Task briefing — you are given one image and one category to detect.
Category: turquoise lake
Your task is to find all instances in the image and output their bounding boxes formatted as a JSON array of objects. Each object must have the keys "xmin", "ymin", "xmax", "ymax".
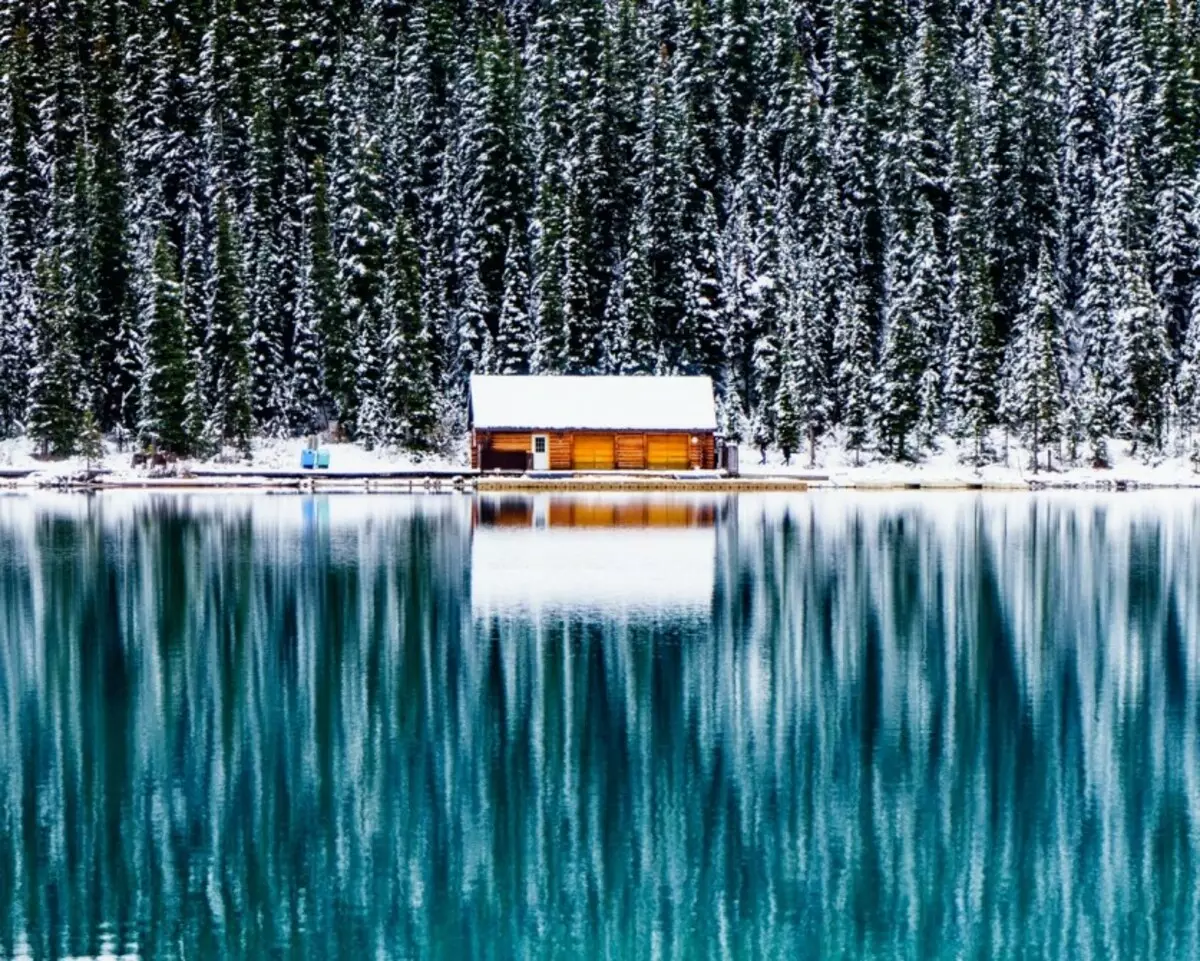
[{"xmin": 0, "ymin": 491, "xmax": 1197, "ymax": 959}]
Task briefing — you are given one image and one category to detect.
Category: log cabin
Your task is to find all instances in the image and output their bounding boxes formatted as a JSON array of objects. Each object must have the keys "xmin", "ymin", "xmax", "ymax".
[{"xmin": 469, "ymin": 375, "xmax": 718, "ymax": 471}]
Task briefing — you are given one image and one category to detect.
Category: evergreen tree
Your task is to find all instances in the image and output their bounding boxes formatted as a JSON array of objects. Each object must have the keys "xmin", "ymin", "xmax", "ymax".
[
  {"xmin": 837, "ymin": 277, "xmax": 876, "ymax": 465},
  {"xmin": 1176, "ymin": 290, "xmax": 1200, "ymax": 466},
  {"xmin": 291, "ymin": 232, "xmax": 327, "ymax": 435},
  {"xmin": 139, "ymin": 229, "xmax": 192, "ymax": 455},
  {"xmin": 944, "ymin": 247, "xmax": 1000, "ymax": 465},
  {"xmin": 494, "ymin": 226, "xmax": 534, "ymax": 375},
  {"xmin": 208, "ymin": 191, "xmax": 252, "ymax": 454},
  {"xmin": 309, "ymin": 157, "xmax": 344, "ymax": 425},
  {"xmin": 78, "ymin": 409, "xmax": 103, "ymax": 473},
  {"xmin": 611, "ymin": 212, "xmax": 656, "ymax": 374},
  {"xmin": 1078, "ymin": 163, "xmax": 1125, "ymax": 461},
  {"xmin": 773, "ymin": 315, "xmax": 800, "ymax": 465},
  {"xmin": 1003, "ymin": 245, "xmax": 1066, "ymax": 472},
  {"xmin": 1113, "ymin": 252, "xmax": 1172, "ymax": 453},
  {"xmin": 26, "ymin": 251, "xmax": 81, "ymax": 458},
  {"xmin": 381, "ymin": 213, "xmax": 435, "ymax": 449},
  {"xmin": 680, "ymin": 191, "xmax": 725, "ymax": 378},
  {"xmin": 0, "ymin": 0, "xmax": 1199, "ymax": 468},
  {"xmin": 875, "ymin": 202, "xmax": 943, "ymax": 461}
]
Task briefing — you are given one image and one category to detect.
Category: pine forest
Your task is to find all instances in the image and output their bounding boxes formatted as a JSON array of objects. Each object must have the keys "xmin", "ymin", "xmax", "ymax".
[{"xmin": 4, "ymin": 0, "xmax": 1200, "ymax": 469}]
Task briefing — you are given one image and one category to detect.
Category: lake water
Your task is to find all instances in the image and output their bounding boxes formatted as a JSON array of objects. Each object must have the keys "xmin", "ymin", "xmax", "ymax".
[{"xmin": 0, "ymin": 491, "xmax": 1197, "ymax": 960}]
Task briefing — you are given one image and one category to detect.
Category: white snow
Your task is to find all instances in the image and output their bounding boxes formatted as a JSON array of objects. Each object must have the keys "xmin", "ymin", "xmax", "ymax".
[
  {"xmin": 469, "ymin": 374, "xmax": 718, "ymax": 431},
  {"xmin": 735, "ymin": 429, "xmax": 1200, "ymax": 489},
  {"xmin": 0, "ymin": 435, "xmax": 469, "ymax": 484},
  {"xmin": 5, "ymin": 425, "xmax": 1200, "ymax": 490}
]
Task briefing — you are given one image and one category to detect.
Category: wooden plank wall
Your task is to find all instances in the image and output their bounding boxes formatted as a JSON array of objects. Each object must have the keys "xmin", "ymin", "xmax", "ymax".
[
  {"xmin": 473, "ymin": 430, "xmax": 717, "ymax": 470},
  {"xmin": 549, "ymin": 433, "xmax": 572, "ymax": 469},
  {"xmin": 489, "ymin": 432, "xmax": 532, "ymax": 452}
]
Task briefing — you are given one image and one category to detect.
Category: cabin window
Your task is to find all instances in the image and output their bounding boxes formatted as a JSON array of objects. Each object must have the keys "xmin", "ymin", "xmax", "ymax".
[{"xmin": 534, "ymin": 436, "xmax": 547, "ymax": 454}]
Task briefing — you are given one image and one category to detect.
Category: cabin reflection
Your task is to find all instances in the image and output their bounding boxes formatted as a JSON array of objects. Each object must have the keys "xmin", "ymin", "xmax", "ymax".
[
  {"xmin": 473, "ymin": 494, "xmax": 721, "ymax": 529},
  {"xmin": 470, "ymin": 495, "xmax": 723, "ymax": 616}
]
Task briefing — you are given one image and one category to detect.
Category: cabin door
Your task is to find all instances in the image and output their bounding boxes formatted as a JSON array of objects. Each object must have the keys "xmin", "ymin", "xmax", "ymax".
[
  {"xmin": 573, "ymin": 434, "xmax": 616, "ymax": 470},
  {"xmin": 531, "ymin": 434, "xmax": 550, "ymax": 470},
  {"xmin": 647, "ymin": 434, "xmax": 690, "ymax": 470}
]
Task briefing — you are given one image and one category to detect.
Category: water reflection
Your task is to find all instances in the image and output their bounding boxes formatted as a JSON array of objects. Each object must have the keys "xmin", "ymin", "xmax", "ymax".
[
  {"xmin": 472, "ymin": 494, "xmax": 721, "ymax": 617},
  {"xmin": 0, "ymin": 491, "xmax": 1197, "ymax": 959}
]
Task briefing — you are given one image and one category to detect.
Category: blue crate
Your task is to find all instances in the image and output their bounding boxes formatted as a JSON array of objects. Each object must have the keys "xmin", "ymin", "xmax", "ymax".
[
  {"xmin": 316, "ymin": 449, "xmax": 330, "ymax": 469},
  {"xmin": 300, "ymin": 449, "xmax": 316, "ymax": 469}
]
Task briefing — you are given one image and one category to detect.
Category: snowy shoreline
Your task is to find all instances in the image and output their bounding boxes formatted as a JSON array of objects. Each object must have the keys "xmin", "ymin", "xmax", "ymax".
[{"xmin": 3, "ymin": 435, "xmax": 1200, "ymax": 492}]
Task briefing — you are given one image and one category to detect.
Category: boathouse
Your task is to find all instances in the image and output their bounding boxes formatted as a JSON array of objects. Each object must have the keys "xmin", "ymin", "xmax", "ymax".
[{"xmin": 469, "ymin": 375, "xmax": 718, "ymax": 471}]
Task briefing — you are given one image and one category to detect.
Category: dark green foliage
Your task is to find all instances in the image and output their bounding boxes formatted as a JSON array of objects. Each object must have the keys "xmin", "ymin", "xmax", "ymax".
[
  {"xmin": 78, "ymin": 408, "xmax": 103, "ymax": 470},
  {"xmin": 1003, "ymin": 246, "xmax": 1066, "ymax": 472},
  {"xmin": 1, "ymin": 0, "xmax": 1199, "ymax": 462},
  {"xmin": 208, "ymin": 193, "xmax": 253, "ymax": 454},
  {"xmin": 381, "ymin": 214, "xmax": 436, "ymax": 449},
  {"xmin": 26, "ymin": 251, "xmax": 81, "ymax": 458},
  {"xmin": 139, "ymin": 230, "xmax": 193, "ymax": 456}
]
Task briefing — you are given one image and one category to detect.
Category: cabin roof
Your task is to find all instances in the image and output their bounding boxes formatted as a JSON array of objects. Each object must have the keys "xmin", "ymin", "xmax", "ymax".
[{"xmin": 469, "ymin": 375, "xmax": 718, "ymax": 432}]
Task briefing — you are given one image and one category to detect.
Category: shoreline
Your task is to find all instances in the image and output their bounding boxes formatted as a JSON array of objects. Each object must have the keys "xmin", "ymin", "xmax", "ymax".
[
  {"xmin": 4, "ymin": 470, "xmax": 1200, "ymax": 493},
  {"xmin": 7, "ymin": 437, "xmax": 1200, "ymax": 494}
]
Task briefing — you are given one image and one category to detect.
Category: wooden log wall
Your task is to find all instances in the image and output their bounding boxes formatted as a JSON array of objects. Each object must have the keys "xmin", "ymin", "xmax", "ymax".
[{"xmin": 472, "ymin": 430, "xmax": 717, "ymax": 470}]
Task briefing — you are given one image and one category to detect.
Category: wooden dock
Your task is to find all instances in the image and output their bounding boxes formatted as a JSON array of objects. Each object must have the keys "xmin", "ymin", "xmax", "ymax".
[{"xmin": 475, "ymin": 473, "xmax": 810, "ymax": 493}]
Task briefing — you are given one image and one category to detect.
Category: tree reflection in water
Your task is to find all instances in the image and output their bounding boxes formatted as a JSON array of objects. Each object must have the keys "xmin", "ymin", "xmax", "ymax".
[{"xmin": 0, "ymin": 492, "xmax": 1197, "ymax": 959}]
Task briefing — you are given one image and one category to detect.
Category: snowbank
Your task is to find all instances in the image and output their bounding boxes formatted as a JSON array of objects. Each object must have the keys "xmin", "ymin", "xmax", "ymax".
[
  {"xmin": 0, "ymin": 436, "xmax": 468, "ymax": 486},
  {"xmin": 735, "ymin": 431, "xmax": 1200, "ymax": 489},
  {"xmin": 5, "ymin": 429, "xmax": 1200, "ymax": 490}
]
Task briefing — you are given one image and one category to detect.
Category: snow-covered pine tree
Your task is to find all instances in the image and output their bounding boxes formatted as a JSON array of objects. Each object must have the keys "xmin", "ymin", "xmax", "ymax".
[
  {"xmin": 610, "ymin": 210, "xmax": 656, "ymax": 374},
  {"xmin": 875, "ymin": 198, "xmax": 945, "ymax": 460},
  {"xmin": 1113, "ymin": 251, "xmax": 1171, "ymax": 454},
  {"xmin": 0, "ymin": 0, "xmax": 1198, "ymax": 469},
  {"xmin": 455, "ymin": 12, "xmax": 529, "ymax": 377},
  {"xmin": 1003, "ymin": 243, "xmax": 1066, "ymax": 472},
  {"xmin": 944, "ymin": 244, "xmax": 1000, "ymax": 465},
  {"xmin": 1176, "ymin": 287, "xmax": 1200, "ymax": 467},
  {"xmin": 624, "ymin": 45, "xmax": 687, "ymax": 375},
  {"xmin": 381, "ymin": 212, "xmax": 435, "ymax": 450},
  {"xmin": 1078, "ymin": 160, "xmax": 1124, "ymax": 464},
  {"xmin": 26, "ymin": 249, "xmax": 81, "ymax": 458},
  {"xmin": 1146, "ymin": 0, "xmax": 1196, "ymax": 348},
  {"xmin": 725, "ymin": 109, "xmax": 776, "ymax": 420},
  {"xmin": 531, "ymin": 178, "xmax": 567, "ymax": 373},
  {"xmin": 494, "ymin": 225, "xmax": 534, "ymax": 375},
  {"xmin": 680, "ymin": 189, "xmax": 726, "ymax": 379},
  {"xmin": 0, "ymin": 224, "xmax": 35, "ymax": 437},
  {"xmin": 335, "ymin": 80, "xmax": 390, "ymax": 436},
  {"xmin": 65, "ymin": 146, "xmax": 103, "ymax": 421},
  {"xmin": 207, "ymin": 190, "xmax": 252, "ymax": 454},
  {"xmin": 874, "ymin": 224, "xmax": 924, "ymax": 462},
  {"xmin": 773, "ymin": 312, "xmax": 800, "ymax": 465},
  {"xmin": 290, "ymin": 229, "xmax": 326, "ymax": 436},
  {"xmin": 246, "ymin": 97, "xmax": 289, "ymax": 437},
  {"xmin": 837, "ymin": 276, "xmax": 876, "ymax": 466},
  {"xmin": 87, "ymin": 30, "xmax": 136, "ymax": 433},
  {"xmin": 307, "ymin": 157, "xmax": 346, "ymax": 426},
  {"xmin": 139, "ymin": 229, "xmax": 192, "ymax": 455},
  {"xmin": 786, "ymin": 241, "xmax": 831, "ymax": 468}
]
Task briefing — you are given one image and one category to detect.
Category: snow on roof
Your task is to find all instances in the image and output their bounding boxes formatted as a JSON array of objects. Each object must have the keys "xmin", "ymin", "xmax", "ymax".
[{"xmin": 469, "ymin": 375, "xmax": 718, "ymax": 432}]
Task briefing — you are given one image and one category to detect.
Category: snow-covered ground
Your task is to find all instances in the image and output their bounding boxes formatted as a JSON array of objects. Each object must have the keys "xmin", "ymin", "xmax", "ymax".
[
  {"xmin": 737, "ymin": 432, "xmax": 1200, "ymax": 488},
  {"xmin": 0, "ymin": 436, "xmax": 468, "ymax": 484},
  {"xmin": 3, "ymin": 431, "xmax": 1200, "ymax": 488}
]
